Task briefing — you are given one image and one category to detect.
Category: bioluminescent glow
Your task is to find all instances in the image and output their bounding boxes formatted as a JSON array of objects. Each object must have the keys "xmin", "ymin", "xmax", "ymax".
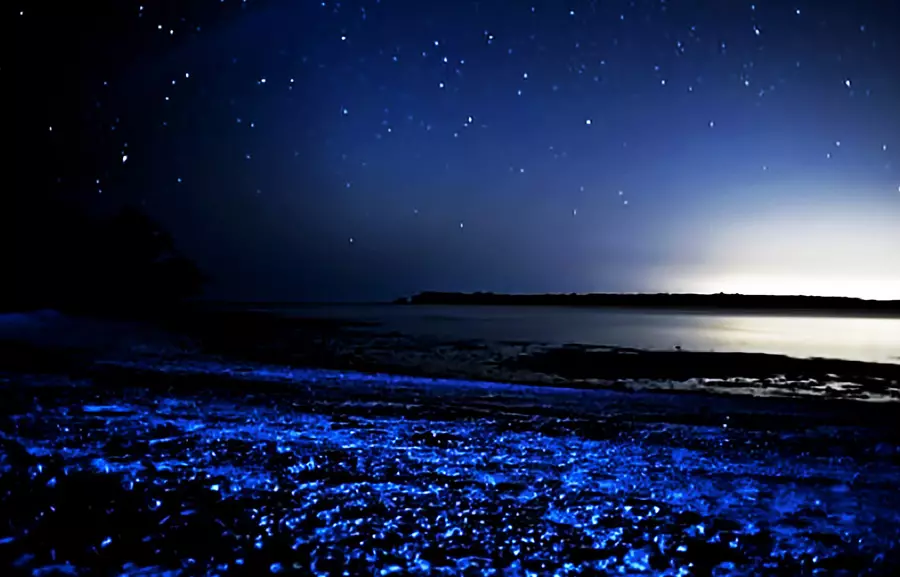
[{"xmin": 3, "ymin": 363, "xmax": 899, "ymax": 575}]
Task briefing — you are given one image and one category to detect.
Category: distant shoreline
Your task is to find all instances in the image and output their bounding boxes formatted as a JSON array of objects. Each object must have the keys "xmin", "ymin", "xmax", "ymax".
[{"xmin": 392, "ymin": 291, "xmax": 900, "ymax": 316}]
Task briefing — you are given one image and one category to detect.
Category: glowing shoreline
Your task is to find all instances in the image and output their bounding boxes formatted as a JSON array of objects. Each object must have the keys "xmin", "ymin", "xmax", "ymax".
[{"xmin": 2, "ymin": 364, "xmax": 899, "ymax": 575}]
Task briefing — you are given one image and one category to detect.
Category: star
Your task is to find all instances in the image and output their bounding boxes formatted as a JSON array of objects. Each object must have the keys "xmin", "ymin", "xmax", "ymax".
[{"xmin": 19, "ymin": 0, "xmax": 898, "ymax": 305}]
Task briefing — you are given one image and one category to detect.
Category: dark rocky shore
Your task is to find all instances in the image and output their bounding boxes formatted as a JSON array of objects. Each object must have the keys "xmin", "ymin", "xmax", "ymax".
[{"xmin": 1, "ymin": 309, "xmax": 900, "ymax": 575}]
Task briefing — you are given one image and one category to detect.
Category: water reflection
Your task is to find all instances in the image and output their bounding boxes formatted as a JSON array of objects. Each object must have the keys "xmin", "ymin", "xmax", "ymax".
[
  {"xmin": 703, "ymin": 313, "xmax": 900, "ymax": 363},
  {"xmin": 274, "ymin": 305, "xmax": 900, "ymax": 364}
]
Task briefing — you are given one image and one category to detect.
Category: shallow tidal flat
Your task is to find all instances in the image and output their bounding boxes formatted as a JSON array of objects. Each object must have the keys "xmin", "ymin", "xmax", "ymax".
[{"xmin": 186, "ymin": 311, "xmax": 900, "ymax": 403}]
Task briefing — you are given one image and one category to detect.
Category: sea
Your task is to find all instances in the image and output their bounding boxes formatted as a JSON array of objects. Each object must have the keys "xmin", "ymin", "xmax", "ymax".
[{"xmin": 253, "ymin": 304, "xmax": 900, "ymax": 365}]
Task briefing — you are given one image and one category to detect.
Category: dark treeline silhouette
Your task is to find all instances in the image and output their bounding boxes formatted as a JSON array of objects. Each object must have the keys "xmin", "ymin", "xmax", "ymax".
[
  {"xmin": 397, "ymin": 291, "xmax": 900, "ymax": 314},
  {"xmin": 7, "ymin": 200, "xmax": 205, "ymax": 317}
]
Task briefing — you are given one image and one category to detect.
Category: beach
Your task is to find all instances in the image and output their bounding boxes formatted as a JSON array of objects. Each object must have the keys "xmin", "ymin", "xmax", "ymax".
[{"xmin": 1, "ymin": 309, "xmax": 899, "ymax": 575}]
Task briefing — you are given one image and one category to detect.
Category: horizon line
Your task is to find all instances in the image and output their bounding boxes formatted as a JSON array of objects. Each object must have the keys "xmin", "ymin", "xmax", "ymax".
[{"xmin": 205, "ymin": 291, "xmax": 900, "ymax": 305}]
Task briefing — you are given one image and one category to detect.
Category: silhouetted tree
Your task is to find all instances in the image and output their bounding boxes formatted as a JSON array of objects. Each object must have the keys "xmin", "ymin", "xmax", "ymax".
[
  {"xmin": 82, "ymin": 207, "xmax": 207, "ymax": 315},
  {"xmin": 6, "ymin": 202, "xmax": 206, "ymax": 316}
]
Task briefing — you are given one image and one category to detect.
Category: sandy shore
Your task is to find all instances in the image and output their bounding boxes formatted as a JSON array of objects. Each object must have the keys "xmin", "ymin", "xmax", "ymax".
[
  {"xmin": 1, "ymin": 310, "xmax": 899, "ymax": 574},
  {"xmin": 3, "ymin": 360, "xmax": 900, "ymax": 575}
]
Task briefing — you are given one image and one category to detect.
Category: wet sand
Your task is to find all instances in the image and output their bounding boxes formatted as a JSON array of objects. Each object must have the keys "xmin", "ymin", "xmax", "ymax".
[
  {"xmin": 2, "ymin": 361, "xmax": 900, "ymax": 575},
  {"xmin": 1, "ymin": 310, "xmax": 899, "ymax": 575}
]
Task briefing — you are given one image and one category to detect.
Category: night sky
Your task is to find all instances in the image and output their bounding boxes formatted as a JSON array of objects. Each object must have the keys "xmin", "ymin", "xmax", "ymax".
[{"xmin": 15, "ymin": 1, "xmax": 900, "ymax": 301}]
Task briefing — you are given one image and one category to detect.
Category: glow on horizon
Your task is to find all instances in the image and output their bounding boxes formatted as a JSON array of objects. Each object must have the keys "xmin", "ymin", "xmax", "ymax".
[
  {"xmin": 666, "ymin": 181, "xmax": 900, "ymax": 301},
  {"xmin": 686, "ymin": 274, "xmax": 900, "ymax": 301}
]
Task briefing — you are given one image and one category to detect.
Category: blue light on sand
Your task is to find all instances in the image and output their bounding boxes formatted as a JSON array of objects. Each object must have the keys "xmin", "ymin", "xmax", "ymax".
[{"xmin": 1, "ymin": 361, "xmax": 899, "ymax": 575}]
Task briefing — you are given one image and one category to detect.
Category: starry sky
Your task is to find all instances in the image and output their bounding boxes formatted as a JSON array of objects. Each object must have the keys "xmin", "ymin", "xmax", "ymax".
[{"xmin": 15, "ymin": 0, "xmax": 900, "ymax": 301}]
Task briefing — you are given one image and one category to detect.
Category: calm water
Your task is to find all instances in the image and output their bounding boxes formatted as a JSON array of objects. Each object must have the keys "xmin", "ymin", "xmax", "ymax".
[{"xmin": 265, "ymin": 305, "xmax": 900, "ymax": 364}]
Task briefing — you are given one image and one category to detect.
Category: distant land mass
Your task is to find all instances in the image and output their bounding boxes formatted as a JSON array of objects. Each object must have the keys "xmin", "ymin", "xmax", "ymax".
[{"xmin": 395, "ymin": 292, "xmax": 900, "ymax": 314}]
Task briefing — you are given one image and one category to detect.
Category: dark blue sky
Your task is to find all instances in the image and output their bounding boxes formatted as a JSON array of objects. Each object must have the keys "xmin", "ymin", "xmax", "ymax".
[{"xmin": 18, "ymin": 1, "xmax": 900, "ymax": 301}]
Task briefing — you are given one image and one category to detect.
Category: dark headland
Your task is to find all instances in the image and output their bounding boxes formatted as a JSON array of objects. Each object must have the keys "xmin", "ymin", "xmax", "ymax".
[{"xmin": 395, "ymin": 291, "xmax": 900, "ymax": 314}]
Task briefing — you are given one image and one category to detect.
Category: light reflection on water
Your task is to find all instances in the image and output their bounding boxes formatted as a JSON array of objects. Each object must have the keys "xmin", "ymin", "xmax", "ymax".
[{"xmin": 269, "ymin": 305, "xmax": 900, "ymax": 364}]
